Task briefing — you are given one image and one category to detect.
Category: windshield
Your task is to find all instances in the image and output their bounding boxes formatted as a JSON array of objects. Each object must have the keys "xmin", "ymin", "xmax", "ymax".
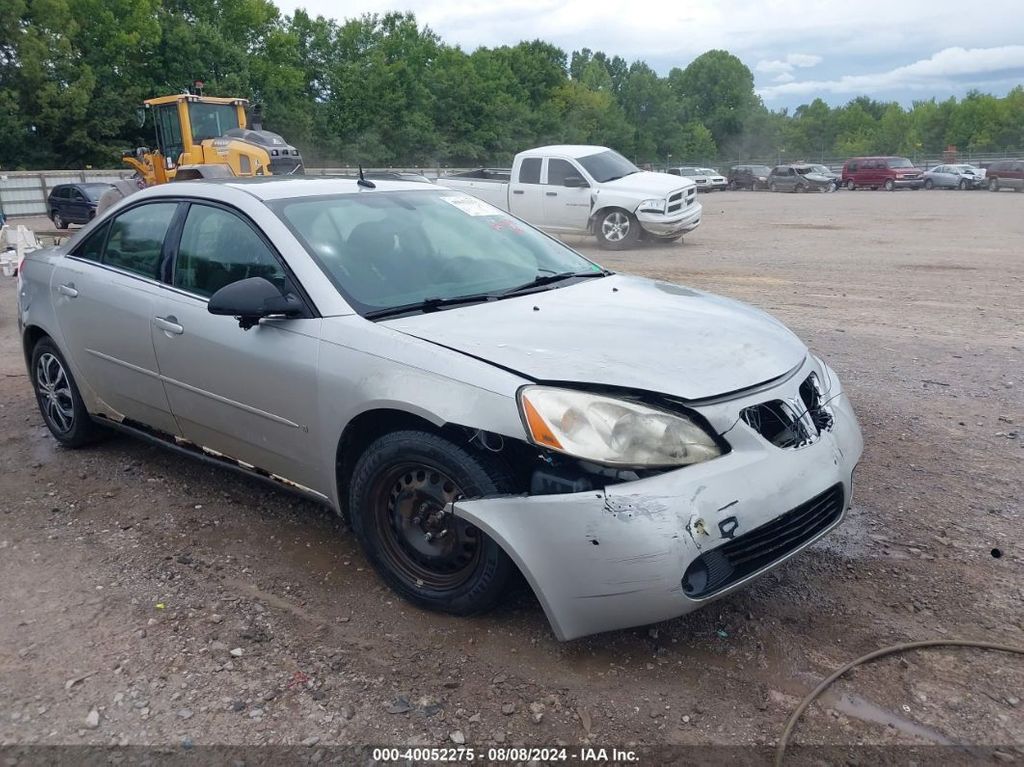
[
  {"xmin": 886, "ymin": 158, "xmax": 914, "ymax": 168},
  {"xmin": 80, "ymin": 184, "xmax": 111, "ymax": 201},
  {"xmin": 273, "ymin": 190, "xmax": 603, "ymax": 315},
  {"xmin": 698, "ymin": 168, "xmax": 718, "ymax": 175},
  {"xmin": 954, "ymin": 165, "xmax": 979, "ymax": 172},
  {"xmin": 578, "ymin": 150, "xmax": 640, "ymax": 183},
  {"xmin": 188, "ymin": 103, "xmax": 241, "ymax": 142}
]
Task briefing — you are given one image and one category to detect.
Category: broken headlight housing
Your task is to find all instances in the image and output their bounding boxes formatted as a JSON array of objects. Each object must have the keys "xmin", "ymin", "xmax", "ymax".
[
  {"xmin": 637, "ymin": 198, "xmax": 666, "ymax": 214},
  {"xmin": 518, "ymin": 386, "xmax": 722, "ymax": 468}
]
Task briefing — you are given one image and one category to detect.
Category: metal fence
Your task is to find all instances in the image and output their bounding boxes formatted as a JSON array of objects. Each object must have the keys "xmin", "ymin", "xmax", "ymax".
[
  {"xmin": 0, "ymin": 170, "xmax": 136, "ymax": 218},
  {"xmin": 0, "ymin": 167, "xmax": 474, "ymax": 218}
]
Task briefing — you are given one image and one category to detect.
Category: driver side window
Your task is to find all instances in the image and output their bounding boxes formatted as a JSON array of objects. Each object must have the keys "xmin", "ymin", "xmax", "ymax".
[
  {"xmin": 546, "ymin": 159, "xmax": 580, "ymax": 186},
  {"xmin": 173, "ymin": 204, "xmax": 287, "ymax": 298}
]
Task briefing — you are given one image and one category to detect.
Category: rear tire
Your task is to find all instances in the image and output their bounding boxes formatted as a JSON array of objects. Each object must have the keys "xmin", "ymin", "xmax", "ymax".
[
  {"xmin": 30, "ymin": 338, "xmax": 102, "ymax": 448},
  {"xmin": 596, "ymin": 208, "xmax": 640, "ymax": 250},
  {"xmin": 795, "ymin": 183, "xmax": 806, "ymax": 193},
  {"xmin": 348, "ymin": 430, "xmax": 515, "ymax": 615}
]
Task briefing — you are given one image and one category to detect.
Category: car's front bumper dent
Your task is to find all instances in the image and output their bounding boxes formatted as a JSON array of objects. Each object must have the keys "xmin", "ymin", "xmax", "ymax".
[
  {"xmin": 454, "ymin": 359, "xmax": 863, "ymax": 641},
  {"xmin": 637, "ymin": 202, "xmax": 702, "ymax": 237}
]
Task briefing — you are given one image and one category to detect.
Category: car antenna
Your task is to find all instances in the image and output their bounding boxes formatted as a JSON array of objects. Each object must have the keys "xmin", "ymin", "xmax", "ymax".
[{"xmin": 357, "ymin": 165, "xmax": 376, "ymax": 189}]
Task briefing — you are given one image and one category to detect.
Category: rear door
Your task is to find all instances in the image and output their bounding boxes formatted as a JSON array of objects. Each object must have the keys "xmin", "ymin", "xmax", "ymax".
[
  {"xmin": 50, "ymin": 201, "xmax": 181, "ymax": 434},
  {"xmin": 149, "ymin": 201, "xmax": 323, "ymax": 491},
  {"xmin": 542, "ymin": 157, "xmax": 592, "ymax": 232},
  {"xmin": 508, "ymin": 156, "xmax": 545, "ymax": 224}
]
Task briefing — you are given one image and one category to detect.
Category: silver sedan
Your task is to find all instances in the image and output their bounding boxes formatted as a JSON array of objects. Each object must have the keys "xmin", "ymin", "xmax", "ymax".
[
  {"xmin": 922, "ymin": 164, "xmax": 986, "ymax": 190},
  {"xmin": 17, "ymin": 179, "xmax": 862, "ymax": 640}
]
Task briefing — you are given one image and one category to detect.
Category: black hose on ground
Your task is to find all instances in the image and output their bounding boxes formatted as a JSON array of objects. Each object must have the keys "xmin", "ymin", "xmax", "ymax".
[{"xmin": 775, "ymin": 639, "xmax": 1024, "ymax": 767}]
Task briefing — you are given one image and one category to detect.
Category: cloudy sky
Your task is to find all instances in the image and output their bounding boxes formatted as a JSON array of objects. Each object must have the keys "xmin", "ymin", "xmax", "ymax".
[{"xmin": 274, "ymin": 0, "xmax": 1024, "ymax": 109}]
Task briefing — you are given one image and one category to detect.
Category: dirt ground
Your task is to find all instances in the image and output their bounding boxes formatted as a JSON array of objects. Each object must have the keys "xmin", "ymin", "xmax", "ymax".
[{"xmin": 1, "ymin": 189, "xmax": 1022, "ymax": 760}]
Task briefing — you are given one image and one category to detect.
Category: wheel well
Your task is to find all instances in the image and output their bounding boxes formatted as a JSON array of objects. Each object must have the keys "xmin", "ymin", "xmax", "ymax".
[
  {"xmin": 334, "ymin": 408, "xmax": 536, "ymax": 518},
  {"xmin": 21, "ymin": 325, "xmax": 49, "ymax": 367},
  {"xmin": 589, "ymin": 205, "xmax": 633, "ymax": 232}
]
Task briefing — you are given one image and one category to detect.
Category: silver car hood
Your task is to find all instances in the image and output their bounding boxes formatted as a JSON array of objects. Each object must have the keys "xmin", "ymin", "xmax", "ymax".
[{"xmin": 383, "ymin": 274, "xmax": 807, "ymax": 400}]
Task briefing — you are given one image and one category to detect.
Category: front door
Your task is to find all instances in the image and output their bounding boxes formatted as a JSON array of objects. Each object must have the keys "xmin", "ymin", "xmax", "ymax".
[
  {"xmin": 542, "ymin": 158, "xmax": 592, "ymax": 231},
  {"xmin": 51, "ymin": 202, "xmax": 181, "ymax": 434},
  {"xmin": 150, "ymin": 201, "xmax": 323, "ymax": 491}
]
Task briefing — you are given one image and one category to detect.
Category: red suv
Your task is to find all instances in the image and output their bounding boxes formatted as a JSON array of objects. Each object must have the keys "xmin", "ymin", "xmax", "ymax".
[{"xmin": 842, "ymin": 156, "xmax": 922, "ymax": 191}]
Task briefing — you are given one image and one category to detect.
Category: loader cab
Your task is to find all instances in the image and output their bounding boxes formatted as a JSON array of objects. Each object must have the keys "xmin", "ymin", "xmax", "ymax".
[{"xmin": 150, "ymin": 96, "xmax": 246, "ymax": 169}]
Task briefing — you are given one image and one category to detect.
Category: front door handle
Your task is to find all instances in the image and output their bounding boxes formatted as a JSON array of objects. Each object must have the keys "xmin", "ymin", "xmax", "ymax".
[
  {"xmin": 545, "ymin": 191, "xmax": 557, "ymax": 197},
  {"xmin": 153, "ymin": 315, "xmax": 184, "ymax": 335},
  {"xmin": 57, "ymin": 283, "xmax": 78, "ymax": 298},
  {"xmin": 512, "ymin": 189, "xmax": 525, "ymax": 195}
]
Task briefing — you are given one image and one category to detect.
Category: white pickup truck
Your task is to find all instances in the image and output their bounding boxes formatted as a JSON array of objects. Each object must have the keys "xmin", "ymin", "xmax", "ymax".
[{"xmin": 441, "ymin": 145, "xmax": 702, "ymax": 249}]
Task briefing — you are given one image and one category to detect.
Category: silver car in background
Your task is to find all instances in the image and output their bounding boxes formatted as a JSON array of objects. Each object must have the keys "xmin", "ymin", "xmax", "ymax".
[
  {"xmin": 17, "ymin": 178, "xmax": 862, "ymax": 640},
  {"xmin": 922, "ymin": 164, "xmax": 986, "ymax": 190},
  {"xmin": 666, "ymin": 166, "xmax": 728, "ymax": 191}
]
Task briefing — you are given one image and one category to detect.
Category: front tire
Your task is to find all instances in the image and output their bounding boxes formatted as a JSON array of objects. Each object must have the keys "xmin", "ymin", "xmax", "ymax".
[
  {"xmin": 884, "ymin": 179, "xmax": 895, "ymax": 191},
  {"xmin": 989, "ymin": 178, "xmax": 999, "ymax": 192},
  {"xmin": 53, "ymin": 212, "xmax": 67, "ymax": 230},
  {"xmin": 30, "ymin": 338, "xmax": 102, "ymax": 448},
  {"xmin": 769, "ymin": 182, "xmax": 778, "ymax": 192},
  {"xmin": 348, "ymin": 430, "xmax": 515, "ymax": 615},
  {"xmin": 924, "ymin": 179, "xmax": 934, "ymax": 190},
  {"xmin": 596, "ymin": 208, "xmax": 640, "ymax": 250},
  {"xmin": 846, "ymin": 179, "xmax": 856, "ymax": 191}
]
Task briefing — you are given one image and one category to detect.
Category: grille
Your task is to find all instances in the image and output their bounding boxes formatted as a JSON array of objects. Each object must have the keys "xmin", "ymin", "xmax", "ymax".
[
  {"xmin": 741, "ymin": 372, "xmax": 834, "ymax": 448},
  {"xmin": 681, "ymin": 483, "xmax": 844, "ymax": 598},
  {"xmin": 269, "ymin": 156, "xmax": 305, "ymax": 175},
  {"xmin": 667, "ymin": 189, "xmax": 684, "ymax": 213}
]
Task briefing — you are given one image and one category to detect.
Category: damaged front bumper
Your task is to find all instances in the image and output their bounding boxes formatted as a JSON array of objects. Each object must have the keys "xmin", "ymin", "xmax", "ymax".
[
  {"xmin": 637, "ymin": 201, "xmax": 702, "ymax": 238},
  {"xmin": 454, "ymin": 357, "xmax": 863, "ymax": 640}
]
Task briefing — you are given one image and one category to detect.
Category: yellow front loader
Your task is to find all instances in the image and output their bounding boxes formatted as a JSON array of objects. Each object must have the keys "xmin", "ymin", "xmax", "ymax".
[{"xmin": 123, "ymin": 94, "xmax": 304, "ymax": 185}]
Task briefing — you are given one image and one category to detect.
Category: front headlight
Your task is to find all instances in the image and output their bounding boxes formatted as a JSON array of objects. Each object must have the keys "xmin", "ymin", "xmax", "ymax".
[
  {"xmin": 518, "ymin": 386, "xmax": 722, "ymax": 467},
  {"xmin": 637, "ymin": 198, "xmax": 666, "ymax": 214}
]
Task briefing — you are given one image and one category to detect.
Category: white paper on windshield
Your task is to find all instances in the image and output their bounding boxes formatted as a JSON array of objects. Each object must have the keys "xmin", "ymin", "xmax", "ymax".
[{"xmin": 440, "ymin": 195, "xmax": 502, "ymax": 217}]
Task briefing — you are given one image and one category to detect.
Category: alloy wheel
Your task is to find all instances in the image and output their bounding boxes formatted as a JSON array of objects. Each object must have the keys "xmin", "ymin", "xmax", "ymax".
[
  {"xmin": 601, "ymin": 211, "xmax": 630, "ymax": 242},
  {"xmin": 36, "ymin": 352, "xmax": 75, "ymax": 434}
]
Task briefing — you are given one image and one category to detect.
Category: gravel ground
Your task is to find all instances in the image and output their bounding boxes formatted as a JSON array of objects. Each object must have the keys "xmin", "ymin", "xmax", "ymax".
[{"xmin": 1, "ymin": 189, "xmax": 1022, "ymax": 758}]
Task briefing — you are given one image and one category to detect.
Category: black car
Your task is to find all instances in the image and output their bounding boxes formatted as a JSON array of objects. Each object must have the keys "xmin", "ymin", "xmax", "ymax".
[
  {"xmin": 45, "ymin": 183, "xmax": 113, "ymax": 229},
  {"xmin": 727, "ymin": 164, "xmax": 772, "ymax": 190}
]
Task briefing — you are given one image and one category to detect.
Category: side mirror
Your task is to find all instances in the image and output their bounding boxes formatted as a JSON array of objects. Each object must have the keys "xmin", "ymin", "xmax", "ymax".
[
  {"xmin": 563, "ymin": 175, "xmax": 589, "ymax": 188},
  {"xmin": 208, "ymin": 277, "xmax": 302, "ymax": 330}
]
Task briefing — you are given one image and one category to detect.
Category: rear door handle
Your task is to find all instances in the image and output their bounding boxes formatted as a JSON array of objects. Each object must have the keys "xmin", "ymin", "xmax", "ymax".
[
  {"xmin": 545, "ymin": 191, "xmax": 557, "ymax": 197},
  {"xmin": 153, "ymin": 315, "xmax": 184, "ymax": 335},
  {"xmin": 57, "ymin": 283, "xmax": 78, "ymax": 298}
]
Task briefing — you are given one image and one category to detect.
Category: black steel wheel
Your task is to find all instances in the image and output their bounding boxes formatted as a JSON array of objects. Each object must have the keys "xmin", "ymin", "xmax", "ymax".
[{"xmin": 348, "ymin": 430, "xmax": 515, "ymax": 614}]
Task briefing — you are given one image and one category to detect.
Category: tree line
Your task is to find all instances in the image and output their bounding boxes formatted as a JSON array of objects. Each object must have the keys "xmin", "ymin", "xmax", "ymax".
[{"xmin": 2, "ymin": 0, "xmax": 1024, "ymax": 171}]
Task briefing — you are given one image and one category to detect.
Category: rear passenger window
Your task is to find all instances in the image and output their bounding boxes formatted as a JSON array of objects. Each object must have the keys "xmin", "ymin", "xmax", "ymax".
[
  {"xmin": 518, "ymin": 158, "xmax": 541, "ymax": 184},
  {"xmin": 103, "ymin": 203, "xmax": 178, "ymax": 279},
  {"xmin": 173, "ymin": 204, "xmax": 286, "ymax": 298},
  {"xmin": 73, "ymin": 221, "xmax": 110, "ymax": 263}
]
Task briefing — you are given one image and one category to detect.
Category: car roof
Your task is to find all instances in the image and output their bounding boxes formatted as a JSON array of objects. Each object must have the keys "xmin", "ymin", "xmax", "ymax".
[
  {"xmin": 526, "ymin": 145, "xmax": 611, "ymax": 159},
  {"xmin": 135, "ymin": 176, "xmax": 441, "ymax": 202}
]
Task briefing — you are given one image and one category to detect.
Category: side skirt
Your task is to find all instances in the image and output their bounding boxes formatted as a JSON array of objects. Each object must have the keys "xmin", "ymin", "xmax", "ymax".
[{"xmin": 93, "ymin": 415, "xmax": 334, "ymax": 509}]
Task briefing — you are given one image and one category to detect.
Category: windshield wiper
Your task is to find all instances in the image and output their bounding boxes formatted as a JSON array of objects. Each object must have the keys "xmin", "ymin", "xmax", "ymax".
[
  {"xmin": 364, "ymin": 293, "xmax": 495, "ymax": 320},
  {"xmin": 498, "ymin": 270, "xmax": 606, "ymax": 298}
]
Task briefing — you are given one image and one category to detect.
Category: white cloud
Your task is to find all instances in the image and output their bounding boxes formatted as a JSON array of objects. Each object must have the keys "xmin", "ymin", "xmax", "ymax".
[
  {"xmin": 756, "ymin": 53, "xmax": 822, "ymax": 76},
  {"xmin": 758, "ymin": 45, "xmax": 1024, "ymax": 99},
  {"xmin": 773, "ymin": 72, "xmax": 796, "ymax": 83}
]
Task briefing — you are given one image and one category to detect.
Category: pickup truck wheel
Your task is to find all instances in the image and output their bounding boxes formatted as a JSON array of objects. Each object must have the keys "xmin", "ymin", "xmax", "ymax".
[
  {"xmin": 884, "ymin": 179, "xmax": 895, "ymax": 191},
  {"xmin": 348, "ymin": 430, "xmax": 515, "ymax": 615},
  {"xmin": 30, "ymin": 338, "xmax": 102, "ymax": 448},
  {"xmin": 596, "ymin": 209, "xmax": 639, "ymax": 250}
]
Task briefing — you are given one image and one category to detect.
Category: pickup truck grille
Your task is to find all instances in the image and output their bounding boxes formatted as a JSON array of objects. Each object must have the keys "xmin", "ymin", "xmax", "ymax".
[{"xmin": 667, "ymin": 188, "xmax": 694, "ymax": 213}]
